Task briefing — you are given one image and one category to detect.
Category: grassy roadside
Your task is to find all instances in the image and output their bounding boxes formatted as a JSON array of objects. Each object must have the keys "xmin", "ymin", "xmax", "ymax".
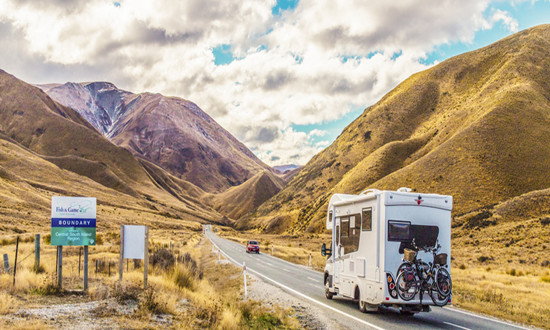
[
  {"xmin": 0, "ymin": 229, "xmax": 301, "ymax": 329},
  {"xmin": 217, "ymin": 226, "xmax": 550, "ymax": 330}
]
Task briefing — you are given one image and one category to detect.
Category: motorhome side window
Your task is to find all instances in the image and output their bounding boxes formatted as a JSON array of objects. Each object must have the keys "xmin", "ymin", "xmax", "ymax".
[
  {"xmin": 361, "ymin": 208, "xmax": 372, "ymax": 231},
  {"xmin": 339, "ymin": 215, "xmax": 360, "ymax": 254},
  {"xmin": 388, "ymin": 221, "xmax": 411, "ymax": 241}
]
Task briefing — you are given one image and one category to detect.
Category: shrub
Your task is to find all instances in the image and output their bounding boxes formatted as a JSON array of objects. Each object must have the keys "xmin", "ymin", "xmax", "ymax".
[
  {"xmin": 507, "ymin": 268, "xmax": 517, "ymax": 276},
  {"xmin": 150, "ymin": 248, "xmax": 175, "ymax": 270},
  {"xmin": 173, "ymin": 265, "xmax": 196, "ymax": 291},
  {"xmin": 112, "ymin": 283, "xmax": 141, "ymax": 304},
  {"xmin": 540, "ymin": 276, "xmax": 550, "ymax": 283},
  {"xmin": 43, "ymin": 234, "xmax": 51, "ymax": 245},
  {"xmin": 459, "ymin": 264, "xmax": 466, "ymax": 270},
  {"xmin": 477, "ymin": 256, "xmax": 493, "ymax": 263},
  {"xmin": 138, "ymin": 287, "xmax": 169, "ymax": 315}
]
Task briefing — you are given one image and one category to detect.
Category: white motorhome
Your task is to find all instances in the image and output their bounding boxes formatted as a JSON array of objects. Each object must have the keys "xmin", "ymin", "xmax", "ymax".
[{"xmin": 322, "ymin": 188, "xmax": 452, "ymax": 314}]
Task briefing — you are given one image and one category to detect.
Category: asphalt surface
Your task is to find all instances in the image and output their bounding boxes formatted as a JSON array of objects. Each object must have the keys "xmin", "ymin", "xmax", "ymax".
[{"xmin": 205, "ymin": 226, "xmax": 532, "ymax": 330}]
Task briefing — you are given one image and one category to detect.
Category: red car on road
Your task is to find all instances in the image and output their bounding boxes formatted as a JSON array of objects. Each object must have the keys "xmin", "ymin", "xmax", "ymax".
[{"xmin": 246, "ymin": 240, "xmax": 260, "ymax": 254}]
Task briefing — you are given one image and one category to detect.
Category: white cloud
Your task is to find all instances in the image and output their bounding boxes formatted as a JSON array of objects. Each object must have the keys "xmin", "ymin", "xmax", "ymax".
[{"xmin": 0, "ymin": 0, "xmax": 524, "ymax": 166}]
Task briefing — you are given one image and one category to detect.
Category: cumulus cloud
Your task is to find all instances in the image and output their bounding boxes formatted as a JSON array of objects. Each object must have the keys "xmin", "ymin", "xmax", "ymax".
[{"xmin": 0, "ymin": 0, "xmax": 524, "ymax": 166}]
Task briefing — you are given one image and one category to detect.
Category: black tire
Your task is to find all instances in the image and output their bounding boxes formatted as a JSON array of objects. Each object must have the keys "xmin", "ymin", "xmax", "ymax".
[
  {"xmin": 430, "ymin": 287, "xmax": 449, "ymax": 307},
  {"xmin": 325, "ymin": 280, "xmax": 333, "ymax": 300},
  {"xmin": 396, "ymin": 269, "xmax": 418, "ymax": 301},
  {"xmin": 435, "ymin": 268, "xmax": 452, "ymax": 297},
  {"xmin": 356, "ymin": 287, "xmax": 368, "ymax": 313}
]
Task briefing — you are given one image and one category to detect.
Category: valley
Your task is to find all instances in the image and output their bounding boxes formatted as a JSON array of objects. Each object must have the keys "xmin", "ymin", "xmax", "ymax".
[{"xmin": 1, "ymin": 24, "xmax": 550, "ymax": 329}]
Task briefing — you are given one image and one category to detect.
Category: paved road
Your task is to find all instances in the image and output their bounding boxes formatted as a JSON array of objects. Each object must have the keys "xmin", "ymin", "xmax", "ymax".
[{"xmin": 205, "ymin": 226, "xmax": 531, "ymax": 330}]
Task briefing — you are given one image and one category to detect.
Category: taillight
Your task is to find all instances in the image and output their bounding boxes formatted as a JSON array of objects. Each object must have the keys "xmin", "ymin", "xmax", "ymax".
[{"xmin": 386, "ymin": 273, "xmax": 398, "ymax": 299}]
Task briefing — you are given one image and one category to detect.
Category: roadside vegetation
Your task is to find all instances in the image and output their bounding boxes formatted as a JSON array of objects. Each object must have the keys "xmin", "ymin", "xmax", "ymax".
[
  {"xmin": 219, "ymin": 222, "xmax": 550, "ymax": 330},
  {"xmin": 0, "ymin": 229, "xmax": 300, "ymax": 329}
]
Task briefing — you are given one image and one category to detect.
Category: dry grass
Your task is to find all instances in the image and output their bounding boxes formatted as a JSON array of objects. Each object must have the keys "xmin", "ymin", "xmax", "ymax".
[
  {"xmin": 0, "ymin": 228, "xmax": 302, "ymax": 328},
  {"xmin": 452, "ymin": 267, "xmax": 550, "ymax": 329}
]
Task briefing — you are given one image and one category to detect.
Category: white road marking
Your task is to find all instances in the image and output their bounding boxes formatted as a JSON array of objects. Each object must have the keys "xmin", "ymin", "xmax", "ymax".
[
  {"xmin": 307, "ymin": 283, "xmax": 322, "ymax": 289},
  {"xmin": 443, "ymin": 321, "xmax": 471, "ymax": 330},
  {"xmin": 307, "ymin": 276, "xmax": 320, "ymax": 282},
  {"xmin": 444, "ymin": 307, "xmax": 530, "ymax": 329},
  {"xmin": 264, "ymin": 261, "xmax": 273, "ymax": 266},
  {"xmin": 207, "ymin": 234, "xmax": 385, "ymax": 330},
  {"xmin": 282, "ymin": 268, "xmax": 292, "ymax": 272}
]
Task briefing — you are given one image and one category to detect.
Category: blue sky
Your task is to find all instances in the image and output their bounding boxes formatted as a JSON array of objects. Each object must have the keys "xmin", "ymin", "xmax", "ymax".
[{"xmin": 0, "ymin": 0, "xmax": 549, "ymax": 166}]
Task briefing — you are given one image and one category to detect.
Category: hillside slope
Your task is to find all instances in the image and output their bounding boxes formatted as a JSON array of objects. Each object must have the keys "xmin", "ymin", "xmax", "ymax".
[
  {"xmin": 243, "ymin": 24, "xmax": 550, "ymax": 233},
  {"xmin": 0, "ymin": 70, "xmax": 222, "ymax": 226},
  {"xmin": 206, "ymin": 171, "xmax": 285, "ymax": 220},
  {"xmin": 40, "ymin": 82, "xmax": 272, "ymax": 193}
]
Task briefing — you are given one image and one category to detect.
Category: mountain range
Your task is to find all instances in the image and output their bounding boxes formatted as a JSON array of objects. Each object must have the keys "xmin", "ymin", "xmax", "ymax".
[
  {"xmin": 39, "ymin": 82, "xmax": 271, "ymax": 193},
  {"xmin": 240, "ymin": 24, "xmax": 550, "ymax": 234}
]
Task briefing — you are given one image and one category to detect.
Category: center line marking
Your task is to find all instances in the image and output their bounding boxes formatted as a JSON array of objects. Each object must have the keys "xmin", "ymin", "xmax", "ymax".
[
  {"xmin": 307, "ymin": 276, "xmax": 319, "ymax": 282},
  {"xmin": 443, "ymin": 321, "xmax": 471, "ymax": 330}
]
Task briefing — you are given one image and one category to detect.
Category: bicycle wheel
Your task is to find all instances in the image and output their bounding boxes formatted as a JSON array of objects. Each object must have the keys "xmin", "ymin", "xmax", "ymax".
[
  {"xmin": 396, "ymin": 262, "xmax": 411, "ymax": 277},
  {"xmin": 396, "ymin": 267, "xmax": 418, "ymax": 301},
  {"xmin": 429, "ymin": 286, "xmax": 449, "ymax": 306},
  {"xmin": 435, "ymin": 267, "xmax": 452, "ymax": 297}
]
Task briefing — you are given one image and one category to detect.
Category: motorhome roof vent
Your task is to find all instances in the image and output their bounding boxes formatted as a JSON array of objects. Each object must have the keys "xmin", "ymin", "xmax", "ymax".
[
  {"xmin": 397, "ymin": 187, "xmax": 412, "ymax": 193},
  {"xmin": 360, "ymin": 189, "xmax": 380, "ymax": 195}
]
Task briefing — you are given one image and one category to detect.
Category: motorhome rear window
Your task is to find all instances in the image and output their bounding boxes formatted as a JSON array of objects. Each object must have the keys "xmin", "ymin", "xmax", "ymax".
[{"xmin": 388, "ymin": 221, "xmax": 410, "ymax": 241}]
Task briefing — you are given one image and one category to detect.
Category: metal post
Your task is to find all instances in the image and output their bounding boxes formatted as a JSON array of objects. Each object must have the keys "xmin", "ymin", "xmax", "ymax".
[
  {"xmin": 83, "ymin": 246, "xmax": 88, "ymax": 291},
  {"xmin": 13, "ymin": 237, "xmax": 19, "ymax": 287},
  {"xmin": 218, "ymin": 249, "xmax": 221, "ymax": 262},
  {"xmin": 271, "ymin": 244, "xmax": 273, "ymax": 256},
  {"xmin": 144, "ymin": 226, "xmax": 149, "ymax": 287},
  {"xmin": 3, "ymin": 254, "xmax": 8, "ymax": 273},
  {"xmin": 57, "ymin": 246, "xmax": 63, "ymax": 290},
  {"xmin": 108, "ymin": 261, "xmax": 111, "ymax": 277},
  {"xmin": 309, "ymin": 252, "xmax": 312, "ymax": 268},
  {"xmin": 119, "ymin": 225, "xmax": 124, "ymax": 283},
  {"xmin": 34, "ymin": 234, "xmax": 40, "ymax": 272},
  {"xmin": 243, "ymin": 262, "xmax": 247, "ymax": 297}
]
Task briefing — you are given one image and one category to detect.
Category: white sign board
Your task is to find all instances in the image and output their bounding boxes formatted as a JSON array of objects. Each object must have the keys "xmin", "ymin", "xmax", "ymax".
[{"xmin": 123, "ymin": 225, "xmax": 146, "ymax": 259}]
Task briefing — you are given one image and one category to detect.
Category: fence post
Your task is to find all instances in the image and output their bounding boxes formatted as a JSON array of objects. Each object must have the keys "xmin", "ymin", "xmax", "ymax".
[
  {"xmin": 34, "ymin": 234, "xmax": 40, "ymax": 272},
  {"xmin": 13, "ymin": 237, "xmax": 19, "ymax": 287},
  {"xmin": 3, "ymin": 254, "xmax": 9, "ymax": 273},
  {"xmin": 271, "ymin": 244, "xmax": 273, "ymax": 256},
  {"xmin": 309, "ymin": 252, "xmax": 312, "ymax": 268}
]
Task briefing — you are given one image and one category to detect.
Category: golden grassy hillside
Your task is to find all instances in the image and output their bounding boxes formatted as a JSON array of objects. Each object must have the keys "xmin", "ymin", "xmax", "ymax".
[
  {"xmin": 206, "ymin": 171, "xmax": 285, "ymax": 221},
  {"xmin": 243, "ymin": 24, "xmax": 550, "ymax": 234},
  {"xmin": 0, "ymin": 69, "xmax": 230, "ymax": 234}
]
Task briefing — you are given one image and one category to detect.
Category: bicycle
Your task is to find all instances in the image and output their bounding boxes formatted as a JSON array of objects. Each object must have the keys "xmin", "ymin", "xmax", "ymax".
[{"xmin": 395, "ymin": 239, "xmax": 452, "ymax": 306}]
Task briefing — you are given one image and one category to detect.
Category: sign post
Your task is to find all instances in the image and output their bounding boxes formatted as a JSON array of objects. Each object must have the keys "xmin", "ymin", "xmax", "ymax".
[
  {"xmin": 34, "ymin": 234, "xmax": 40, "ymax": 273},
  {"xmin": 120, "ymin": 225, "xmax": 149, "ymax": 287},
  {"xmin": 51, "ymin": 196, "xmax": 96, "ymax": 291}
]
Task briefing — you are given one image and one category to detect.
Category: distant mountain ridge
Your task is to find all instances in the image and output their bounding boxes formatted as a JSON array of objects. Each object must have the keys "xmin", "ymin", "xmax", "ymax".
[
  {"xmin": 40, "ymin": 82, "xmax": 273, "ymax": 193},
  {"xmin": 273, "ymin": 165, "xmax": 300, "ymax": 174},
  {"xmin": 241, "ymin": 24, "xmax": 550, "ymax": 233}
]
